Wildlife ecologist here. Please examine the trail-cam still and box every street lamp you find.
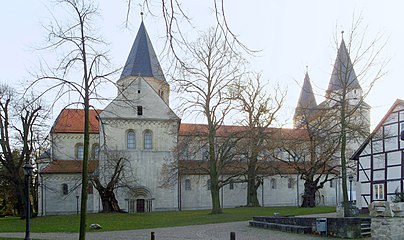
[348,175,354,204]
[22,162,34,240]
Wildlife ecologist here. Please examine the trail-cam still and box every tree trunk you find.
[301,180,317,208]
[209,174,222,214]
[246,165,260,207]
[99,189,122,213]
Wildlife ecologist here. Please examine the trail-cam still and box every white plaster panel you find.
[359,156,371,169]
[387,180,400,195]
[385,112,398,124]
[387,166,401,180]
[372,140,383,154]
[387,151,401,166]
[361,182,370,195]
[359,170,370,182]
[373,170,385,181]
[384,124,398,138]
[373,154,385,169]
[385,137,398,152]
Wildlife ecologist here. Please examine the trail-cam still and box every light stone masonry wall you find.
[371,218,404,240]
[39,174,99,215]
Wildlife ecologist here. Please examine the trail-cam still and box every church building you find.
[37,22,367,215]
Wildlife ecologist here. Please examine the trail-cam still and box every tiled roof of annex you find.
[179,123,308,140]
[51,108,101,134]
[40,160,99,174]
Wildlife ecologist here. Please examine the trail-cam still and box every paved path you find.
[0,220,364,240]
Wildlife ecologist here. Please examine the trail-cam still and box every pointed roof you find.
[296,70,317,111]
[120,21,166,82]
[326,38,361,94]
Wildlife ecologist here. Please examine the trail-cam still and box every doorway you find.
[136,199,145,213]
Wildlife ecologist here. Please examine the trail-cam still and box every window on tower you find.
[137,106,143,116]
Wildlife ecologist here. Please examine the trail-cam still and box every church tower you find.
[99,19,180,213]
[325,34,363,106]
[117,20,170,105]
[293,68,317,128]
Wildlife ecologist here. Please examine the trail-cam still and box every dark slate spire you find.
[120,21,166,82]
[295,68,317,117]
[326,35,361,95]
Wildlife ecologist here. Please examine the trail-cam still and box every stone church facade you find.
[37,22,368,215]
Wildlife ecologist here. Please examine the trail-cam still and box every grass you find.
[0,206,335,233]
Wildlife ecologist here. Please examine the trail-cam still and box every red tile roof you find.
[52,109,101,133]
[41,160,99,174]
[179,123,308,140]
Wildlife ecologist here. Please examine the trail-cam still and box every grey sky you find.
[1,0,401,128]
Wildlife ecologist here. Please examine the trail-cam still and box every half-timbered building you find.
[353,99,404,210]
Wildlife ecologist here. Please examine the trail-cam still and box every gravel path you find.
[0,221,358,240]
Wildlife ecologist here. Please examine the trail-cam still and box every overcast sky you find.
[1,1,402,129]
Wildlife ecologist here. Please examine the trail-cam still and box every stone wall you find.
[371,218,404,240]
[369,201,404,240]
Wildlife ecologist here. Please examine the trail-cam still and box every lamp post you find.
[22,162,34,240]
[348,175,353,215]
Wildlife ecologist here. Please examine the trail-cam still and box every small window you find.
[330,179,334,188]
[271,178,277,189]
[207,179,211,190]
[202,146,209,161]
[137,106,143,116]
[92,144,100,160]
[76,144,84,160]
[138,90,141,93]
[185,179,191,191]
[229,182,234,190]
[144,130,153,149]
[62,183,68,195]
[288,178,294,189]
[127,131,136,149]
[87,184,93,194]
[373,183,384,200]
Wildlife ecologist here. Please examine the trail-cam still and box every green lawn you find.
[0,206,335,233]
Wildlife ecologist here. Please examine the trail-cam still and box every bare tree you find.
[273,108,341,207]
[91,150,136,213]
[173,26,245,213]
[33,0,115,238]
[230,74,285,206]
[325,18,386,215]
[0,85,46,218]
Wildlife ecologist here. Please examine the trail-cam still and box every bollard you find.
[230,231,236,240]
[151,231,155,240]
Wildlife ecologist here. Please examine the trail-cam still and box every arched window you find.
[76,143,84,160]
[271,178,277,189]
[62,183,68,195]
[92,144,100,160]
[229,181,234,190]
[144,130,153,150]
[127,131,136,149]
[185,179,191,191]
[288,178,294,189]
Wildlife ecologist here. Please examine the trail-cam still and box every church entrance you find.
[136,199,145,212]
[127,186,153,213]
